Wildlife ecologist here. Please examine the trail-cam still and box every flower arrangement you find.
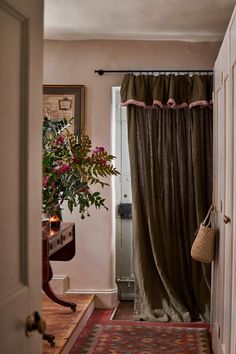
[42,117,119,219]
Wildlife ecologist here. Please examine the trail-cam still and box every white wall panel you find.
[212,5,236,354]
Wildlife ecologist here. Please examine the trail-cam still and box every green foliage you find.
[42,118,119,219]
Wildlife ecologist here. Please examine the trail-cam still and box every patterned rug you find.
[75,321,212,353]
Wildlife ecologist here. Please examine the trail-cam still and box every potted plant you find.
[42,118,119,222]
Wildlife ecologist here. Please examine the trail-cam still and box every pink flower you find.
[99,158,107,165]
[58,164,71,173]
[55,135,65,145]
[92,146,105,156]
[72,156,80,163]
[50,182,55,188]
[42,175,49,187]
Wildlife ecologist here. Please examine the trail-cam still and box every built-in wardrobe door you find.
[230,10,236,353]
[212,44,225,354]
[220,30,233,354]
[212,7,235,354]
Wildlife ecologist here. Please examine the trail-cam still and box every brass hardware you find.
[25,311,46,337]
[223,215,231,224]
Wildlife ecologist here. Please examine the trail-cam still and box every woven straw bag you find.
[191,205,217,263]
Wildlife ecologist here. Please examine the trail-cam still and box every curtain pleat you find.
[122,74,213,322]
[121,74,213,109]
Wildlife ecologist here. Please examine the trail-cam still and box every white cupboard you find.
[212,5,236,354]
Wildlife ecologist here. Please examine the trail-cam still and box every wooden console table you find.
[42,222,77,312]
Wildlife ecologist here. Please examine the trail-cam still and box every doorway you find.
[112,87,134,300]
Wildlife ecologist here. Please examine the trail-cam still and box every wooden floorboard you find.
[42,294,95,354]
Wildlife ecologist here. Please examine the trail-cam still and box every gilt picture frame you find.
[43,85,85,136]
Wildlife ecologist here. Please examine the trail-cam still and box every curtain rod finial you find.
[96,70,104,76]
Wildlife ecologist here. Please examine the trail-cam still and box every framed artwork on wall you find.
[43,85,85,135]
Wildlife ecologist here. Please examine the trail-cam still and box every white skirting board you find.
[66,288,118,309]
[50,275,69,295]
[51,275,118,308]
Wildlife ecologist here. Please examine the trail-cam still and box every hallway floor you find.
[70,306,212,353]
[42,294,94,354]
[42,297,212,354]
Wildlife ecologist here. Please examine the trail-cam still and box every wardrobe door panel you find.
[230,9,236,353]
[212,6,236,354]
[212,49,223,354]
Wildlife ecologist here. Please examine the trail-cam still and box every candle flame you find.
[50,215,60,222]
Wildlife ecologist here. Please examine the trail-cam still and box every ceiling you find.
[44,0,235,42]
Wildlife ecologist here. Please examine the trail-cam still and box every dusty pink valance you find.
[120,74,213,109]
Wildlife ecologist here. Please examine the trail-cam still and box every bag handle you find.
[202,204,214,227]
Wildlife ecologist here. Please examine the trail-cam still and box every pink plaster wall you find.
[43,40,220,305]
[44,40,220,138]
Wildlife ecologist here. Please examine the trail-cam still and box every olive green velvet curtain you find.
[120,74,213,322]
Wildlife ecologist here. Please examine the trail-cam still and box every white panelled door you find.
[221,31,233,354]
[0,1,43,353]
[212,46,223,354]
[212,5,236,354]
[230,9,236,354]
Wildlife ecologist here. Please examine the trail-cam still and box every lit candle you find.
[50,215,60,230]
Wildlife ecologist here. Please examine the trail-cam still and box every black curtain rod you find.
[95,69,213,76]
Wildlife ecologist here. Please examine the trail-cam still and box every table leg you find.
[43,263,77,312]
[43,333,56,347]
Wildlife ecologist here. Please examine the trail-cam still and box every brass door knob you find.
[25,311,46,337]
[223,215,231,224]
